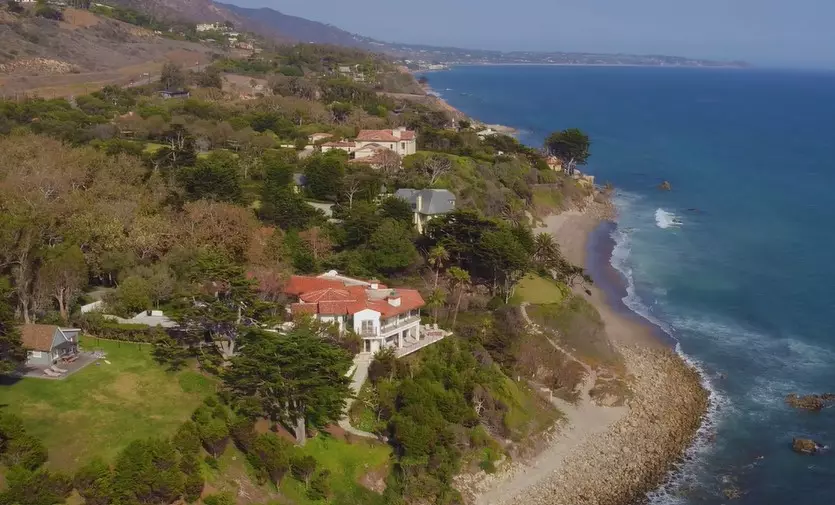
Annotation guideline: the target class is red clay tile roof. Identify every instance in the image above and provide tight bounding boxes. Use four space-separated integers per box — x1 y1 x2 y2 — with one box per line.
284 276 348 296
19 324 57 352
285 275 424 317
356 129 416 142
299 288 354 303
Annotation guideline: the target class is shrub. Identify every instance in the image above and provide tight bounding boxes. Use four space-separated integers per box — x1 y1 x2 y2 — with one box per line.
197 418 229 457
290 454 317 488
172 421 201 455
180 453 204 502
74 459 113 505
0 467 73 505
2 434 48 470
203 492 235 505
229 418 256 452
34 5 63 21
250 434 291 485
308 469 330 500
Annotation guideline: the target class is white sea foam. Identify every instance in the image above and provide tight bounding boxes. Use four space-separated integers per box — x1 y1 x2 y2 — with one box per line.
655 208 681 229
610 193 728 505
645 344 728 505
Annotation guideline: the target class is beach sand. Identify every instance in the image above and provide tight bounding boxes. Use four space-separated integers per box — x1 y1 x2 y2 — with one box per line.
458 201 708 505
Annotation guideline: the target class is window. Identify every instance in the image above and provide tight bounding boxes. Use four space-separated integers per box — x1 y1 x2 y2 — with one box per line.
361 320 375 335
31 351 42 358
401 142 406 150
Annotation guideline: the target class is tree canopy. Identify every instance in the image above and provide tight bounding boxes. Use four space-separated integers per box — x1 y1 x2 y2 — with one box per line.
223 322 353 445
544 128 591 172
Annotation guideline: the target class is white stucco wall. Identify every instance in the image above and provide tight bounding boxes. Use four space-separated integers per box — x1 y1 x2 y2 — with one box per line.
352 309 381 335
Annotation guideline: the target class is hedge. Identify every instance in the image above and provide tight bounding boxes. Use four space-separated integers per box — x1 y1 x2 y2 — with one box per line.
76 316 169 343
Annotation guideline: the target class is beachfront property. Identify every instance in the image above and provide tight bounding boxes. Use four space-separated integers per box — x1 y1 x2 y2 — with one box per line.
284 271 445 356
394 188 456 234
19 324 81 367
355 128 416 157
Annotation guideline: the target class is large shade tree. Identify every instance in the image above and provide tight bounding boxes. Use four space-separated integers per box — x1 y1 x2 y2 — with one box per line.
223 322 353 445
544 128 590 175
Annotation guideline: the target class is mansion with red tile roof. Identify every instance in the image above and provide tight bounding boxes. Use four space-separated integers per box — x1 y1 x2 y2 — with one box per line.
284 270 431 354
321 127 416 159
355 128 416 156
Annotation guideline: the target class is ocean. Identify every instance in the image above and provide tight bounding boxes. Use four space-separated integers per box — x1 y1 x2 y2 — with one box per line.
423 65 835 504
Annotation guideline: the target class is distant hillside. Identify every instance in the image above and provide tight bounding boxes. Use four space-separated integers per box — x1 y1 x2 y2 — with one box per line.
216 1 373 48
106 0 236 24
211 2 744 68
0 7 211 95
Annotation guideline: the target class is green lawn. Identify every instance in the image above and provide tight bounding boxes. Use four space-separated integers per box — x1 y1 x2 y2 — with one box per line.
511 274 567 305
280 435 391 505
142 142 165 153
0 339 216 470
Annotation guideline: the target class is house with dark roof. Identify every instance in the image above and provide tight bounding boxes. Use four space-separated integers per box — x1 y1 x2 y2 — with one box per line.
284 270 436 355
394 188 456 234
159 89 190 99
355 128 416 156
19 324 80 367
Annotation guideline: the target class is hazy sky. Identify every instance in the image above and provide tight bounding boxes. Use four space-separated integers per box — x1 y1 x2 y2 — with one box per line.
228 1 834 67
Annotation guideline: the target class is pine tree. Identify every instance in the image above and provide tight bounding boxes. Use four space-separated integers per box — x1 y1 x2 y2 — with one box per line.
0 279 26 374
223 323 353 445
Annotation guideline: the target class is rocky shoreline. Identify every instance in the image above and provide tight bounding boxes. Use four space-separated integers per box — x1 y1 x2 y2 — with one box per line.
457 196 710 505
460 345 708 505
515 346 707 505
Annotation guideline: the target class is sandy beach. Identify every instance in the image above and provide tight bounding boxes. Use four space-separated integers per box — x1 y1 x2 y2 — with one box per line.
458 199 709 505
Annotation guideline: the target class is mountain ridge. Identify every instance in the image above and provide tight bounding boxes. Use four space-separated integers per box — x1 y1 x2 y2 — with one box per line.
212 1 747 67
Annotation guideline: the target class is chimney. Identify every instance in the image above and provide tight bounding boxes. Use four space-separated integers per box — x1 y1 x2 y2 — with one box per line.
370 278 379 290
392 128 402 139
387 290 401 307
415 193 423 213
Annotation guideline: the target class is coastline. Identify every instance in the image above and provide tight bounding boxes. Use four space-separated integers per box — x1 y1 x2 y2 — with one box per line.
459 199 709 505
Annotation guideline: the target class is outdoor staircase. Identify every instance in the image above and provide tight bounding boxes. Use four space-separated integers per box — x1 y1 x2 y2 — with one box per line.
338 353 380 440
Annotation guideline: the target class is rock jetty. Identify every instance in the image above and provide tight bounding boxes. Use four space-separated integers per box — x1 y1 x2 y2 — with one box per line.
465 346 708 505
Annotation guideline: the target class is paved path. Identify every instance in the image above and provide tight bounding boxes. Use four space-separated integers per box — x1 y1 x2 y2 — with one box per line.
338 353 380 439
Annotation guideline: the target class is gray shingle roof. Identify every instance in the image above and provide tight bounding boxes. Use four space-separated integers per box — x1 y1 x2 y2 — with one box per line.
394 188 456 215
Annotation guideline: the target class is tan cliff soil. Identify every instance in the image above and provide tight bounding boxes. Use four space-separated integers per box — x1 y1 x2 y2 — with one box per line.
456 196 709 505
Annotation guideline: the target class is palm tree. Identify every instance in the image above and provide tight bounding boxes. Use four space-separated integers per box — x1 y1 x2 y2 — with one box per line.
447 266 471 329
426 288 446 324
533 233 561 271
427 245 450 289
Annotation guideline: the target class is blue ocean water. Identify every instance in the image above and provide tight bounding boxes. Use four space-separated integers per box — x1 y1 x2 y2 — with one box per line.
424 66 835 504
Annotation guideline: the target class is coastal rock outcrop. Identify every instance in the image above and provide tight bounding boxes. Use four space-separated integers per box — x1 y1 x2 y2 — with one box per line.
792 438 821 455
785 393 835 411
658 181 672 191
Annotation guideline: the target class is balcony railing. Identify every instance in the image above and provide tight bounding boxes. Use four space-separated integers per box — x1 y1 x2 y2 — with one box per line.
380 315 420 334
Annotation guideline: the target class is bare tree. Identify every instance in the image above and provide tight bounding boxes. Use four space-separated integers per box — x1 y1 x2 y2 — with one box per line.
343 174 363 209
422 154 452 184
376 149 401 175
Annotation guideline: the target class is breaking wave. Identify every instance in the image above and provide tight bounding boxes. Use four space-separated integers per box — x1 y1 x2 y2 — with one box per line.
655 208 681 229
